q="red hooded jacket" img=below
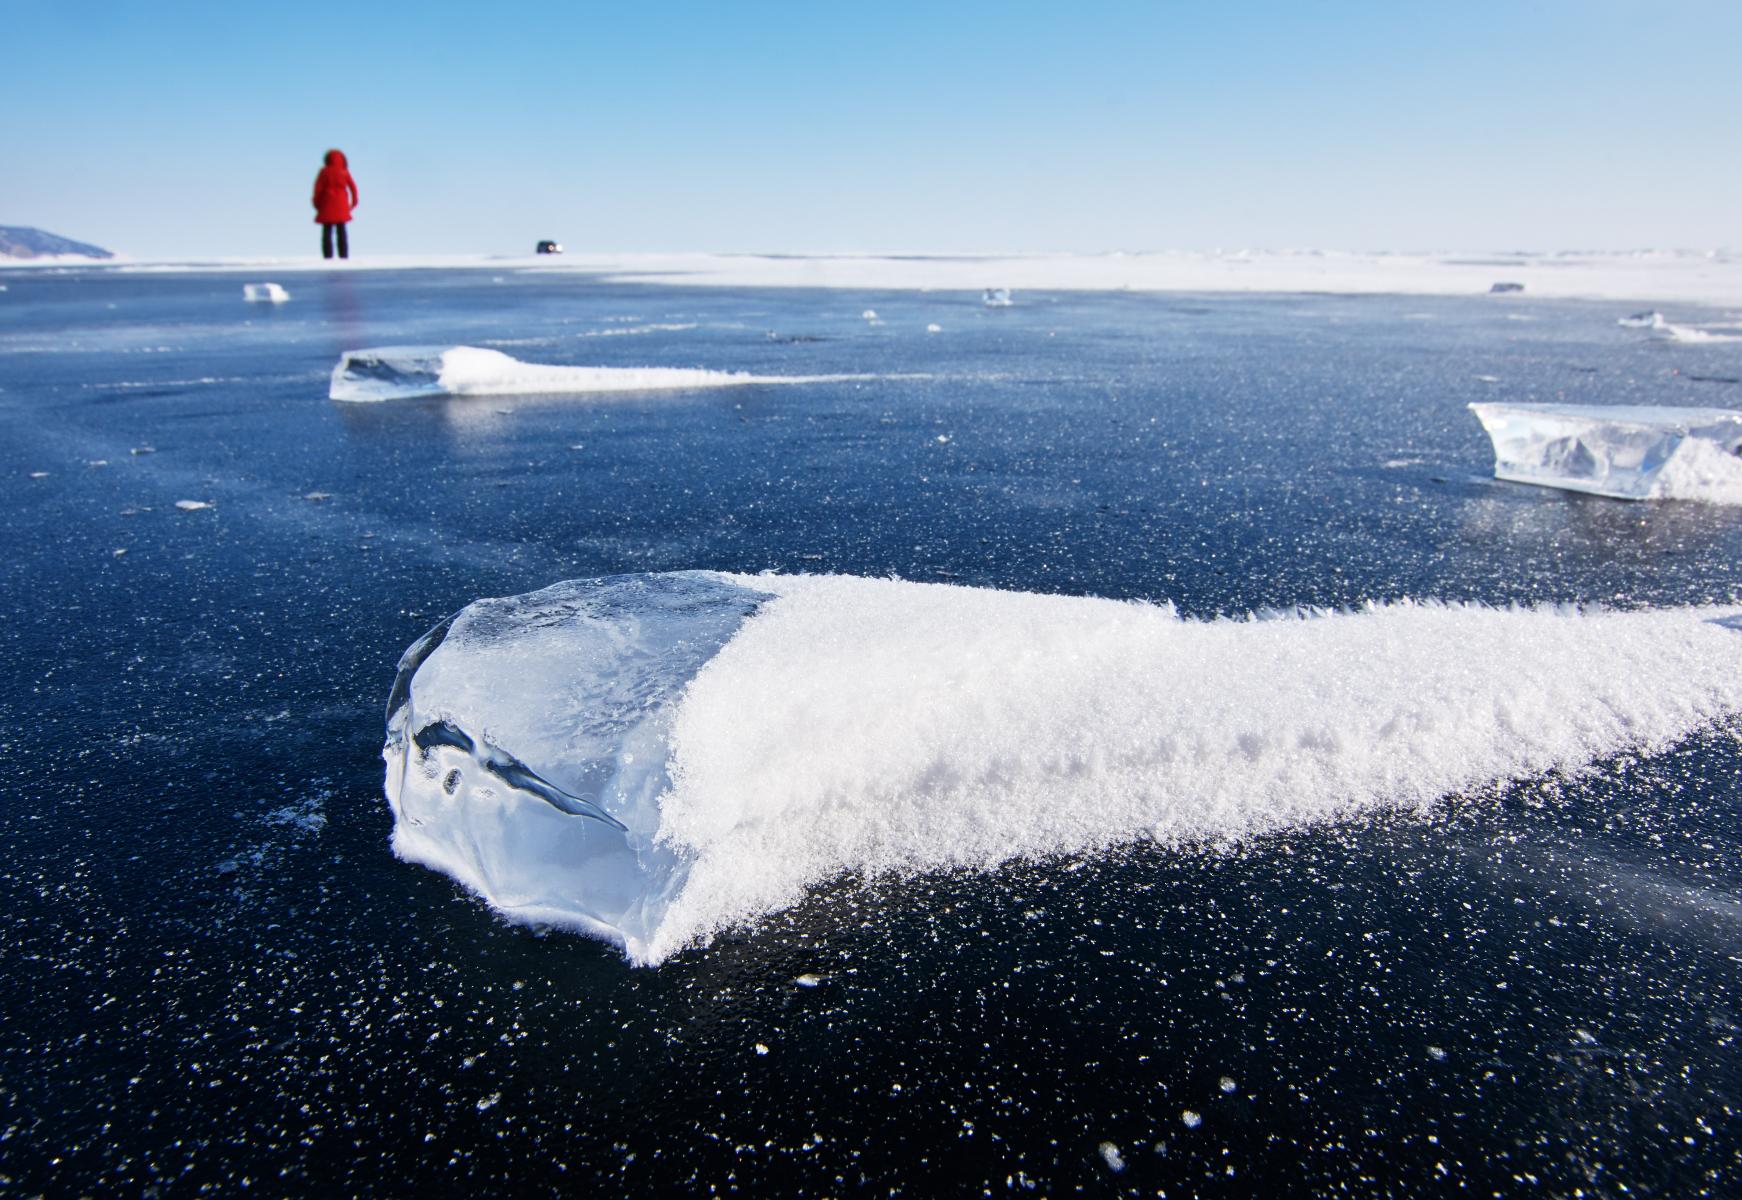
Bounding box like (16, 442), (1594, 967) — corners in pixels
(312, 150), (358, 224)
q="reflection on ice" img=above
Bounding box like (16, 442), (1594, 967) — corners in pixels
(384, 571), (1742, 965)
(1470, 401), (1742, 503)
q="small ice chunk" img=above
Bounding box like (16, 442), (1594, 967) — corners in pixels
(243, 282), (290, 304)
(88, 460), (109, 468)
(1618, 310), (1665, 330)
(28, 471), (48, 479)
(1098, 1142), (1125, 1172)
(111, 548), (127, 558)
(793, 973), (824, 987)
(1427, 1045), (1447, 1061)
(175, 499), (213, 511)
(1181, 1110), (1202, 1129)
(926, 323), (942, 333)
(1469, 401), (1742, 502)
(330, 345), (843, 403)
(131, 446), (156, 455)
(983, 288), (1012, 307)
(1218, 1076), (1237, 1094)
(754, 1043), (769, 1056)
(861, 309), (878, 320)
(303, 491), (331, 502)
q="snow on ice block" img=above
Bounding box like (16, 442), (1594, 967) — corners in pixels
(242, 282), (289, 303)
(330, 345), (841, 402)
(1470, 401), (1742, 502)
(384, 571), (1742, 965)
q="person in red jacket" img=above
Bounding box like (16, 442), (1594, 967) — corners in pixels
(312, 149), (359, 260)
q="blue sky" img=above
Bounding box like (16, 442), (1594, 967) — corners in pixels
(5, 0), (1738, 257)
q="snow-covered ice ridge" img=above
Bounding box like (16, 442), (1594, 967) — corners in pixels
(384, 572), (1742, 965)
(1470, 402), (1742, 502)
(329, 345), (852, 402)
(45, 249), (1742, 305)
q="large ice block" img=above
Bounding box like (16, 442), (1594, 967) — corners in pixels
(384, 572), (1742, 965)
(1469, 401), (1742, 501)
(385, 573), (771, 956)
(330, 345), (839, 402)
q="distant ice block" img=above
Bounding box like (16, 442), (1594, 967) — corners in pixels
(243, 282), (289, 304)
(329, 345), (845, 402)
(1615, 310), (1742, 343)
(1470, 401), (1742, 502)
(1488, 281), (1524, 294)
(983, 287), (1013, 307)
(384, 571), (1742, 965)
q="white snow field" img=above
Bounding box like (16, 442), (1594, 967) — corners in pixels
(22, 249), (1737, 305)
(329, 345), (851, 402)
(1470, 402), (1742, 502)
(384, 572), (1742, 965)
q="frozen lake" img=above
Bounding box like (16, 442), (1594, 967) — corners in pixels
(3, 267), (1741, 1195)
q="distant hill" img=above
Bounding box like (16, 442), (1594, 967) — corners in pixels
(0, 226), (113, 260)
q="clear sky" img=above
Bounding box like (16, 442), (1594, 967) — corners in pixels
(5, 0), (1738, 257)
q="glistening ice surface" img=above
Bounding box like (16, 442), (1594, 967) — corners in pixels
(5, 268), (1742, 1196)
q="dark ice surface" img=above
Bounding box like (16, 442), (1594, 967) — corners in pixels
(2, 267), (1741, 1196)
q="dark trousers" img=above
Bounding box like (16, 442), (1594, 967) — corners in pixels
(321, 223), (349, 260)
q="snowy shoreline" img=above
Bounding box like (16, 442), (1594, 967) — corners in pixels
(6, 248), (1741, 305)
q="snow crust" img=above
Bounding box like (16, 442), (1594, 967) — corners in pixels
(329, 345), (847, 402)
(1470, 402), (1742, 502)
(384, 572), (1742, 965)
